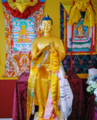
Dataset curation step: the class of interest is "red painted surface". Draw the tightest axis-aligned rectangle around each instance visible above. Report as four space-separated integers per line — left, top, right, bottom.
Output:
0 80 17 118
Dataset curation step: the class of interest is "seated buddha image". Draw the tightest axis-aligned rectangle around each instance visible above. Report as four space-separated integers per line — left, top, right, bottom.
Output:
17 24 31 43
74 20 89 38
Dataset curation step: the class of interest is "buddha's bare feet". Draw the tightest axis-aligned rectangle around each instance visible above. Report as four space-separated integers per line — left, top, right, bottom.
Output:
38 105 44 116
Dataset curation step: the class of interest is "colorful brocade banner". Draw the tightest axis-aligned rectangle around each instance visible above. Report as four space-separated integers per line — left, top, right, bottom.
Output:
60 3 97 74
3 5 44 77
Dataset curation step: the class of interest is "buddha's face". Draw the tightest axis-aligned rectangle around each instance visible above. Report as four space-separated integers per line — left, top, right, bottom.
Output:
41 20 52 33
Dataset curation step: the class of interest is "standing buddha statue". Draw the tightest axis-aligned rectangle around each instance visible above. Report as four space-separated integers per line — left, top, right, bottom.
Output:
27 15 73 120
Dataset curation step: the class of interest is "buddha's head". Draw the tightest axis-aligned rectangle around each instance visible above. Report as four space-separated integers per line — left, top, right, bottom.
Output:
22 25 26 29
41 15 53 33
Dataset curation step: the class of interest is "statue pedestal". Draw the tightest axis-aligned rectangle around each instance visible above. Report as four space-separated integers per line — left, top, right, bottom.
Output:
34 112 65 120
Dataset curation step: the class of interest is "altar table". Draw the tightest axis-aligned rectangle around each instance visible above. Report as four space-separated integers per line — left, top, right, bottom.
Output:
12 71 85 120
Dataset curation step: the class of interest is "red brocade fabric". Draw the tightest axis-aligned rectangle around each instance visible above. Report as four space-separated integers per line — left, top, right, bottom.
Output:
12 72 85 120
2 0 44 19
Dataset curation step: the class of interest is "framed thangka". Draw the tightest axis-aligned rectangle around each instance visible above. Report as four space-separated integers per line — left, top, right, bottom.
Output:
60 2 97 75
3 5 44 77
12 17 35 52
66 18 95 53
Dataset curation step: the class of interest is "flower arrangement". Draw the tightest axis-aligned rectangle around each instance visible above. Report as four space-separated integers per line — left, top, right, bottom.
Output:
86 73 97 102
87 81 97 95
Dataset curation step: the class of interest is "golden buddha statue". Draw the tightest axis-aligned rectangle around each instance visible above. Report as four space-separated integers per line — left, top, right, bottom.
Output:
26 15 66 120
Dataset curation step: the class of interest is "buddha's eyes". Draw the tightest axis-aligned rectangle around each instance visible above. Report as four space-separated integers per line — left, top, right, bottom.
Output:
43 23 51 27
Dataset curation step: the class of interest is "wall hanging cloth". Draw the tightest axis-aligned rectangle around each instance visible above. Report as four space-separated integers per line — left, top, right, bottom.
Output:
61 0 97 27
60 3 97 74
3 5 44 77
2 0 44 18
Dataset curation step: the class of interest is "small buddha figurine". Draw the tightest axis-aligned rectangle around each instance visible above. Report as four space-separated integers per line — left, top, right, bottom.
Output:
17 25 31 43
27 15 66 120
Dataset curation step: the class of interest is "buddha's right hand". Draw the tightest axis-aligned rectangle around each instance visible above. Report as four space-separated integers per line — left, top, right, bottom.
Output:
49 42 55 52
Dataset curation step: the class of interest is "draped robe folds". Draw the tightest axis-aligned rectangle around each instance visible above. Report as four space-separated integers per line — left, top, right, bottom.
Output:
26 44 73 120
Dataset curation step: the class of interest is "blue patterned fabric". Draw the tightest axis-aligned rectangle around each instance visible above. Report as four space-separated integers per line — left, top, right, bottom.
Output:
62 55 97 74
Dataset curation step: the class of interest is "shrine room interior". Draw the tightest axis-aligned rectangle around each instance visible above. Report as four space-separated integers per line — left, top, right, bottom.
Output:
0 0 97 120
